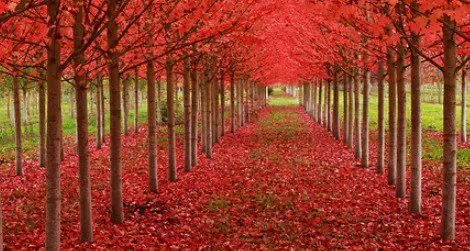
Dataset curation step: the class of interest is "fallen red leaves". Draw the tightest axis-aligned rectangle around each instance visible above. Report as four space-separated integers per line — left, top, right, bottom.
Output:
1 104 469 249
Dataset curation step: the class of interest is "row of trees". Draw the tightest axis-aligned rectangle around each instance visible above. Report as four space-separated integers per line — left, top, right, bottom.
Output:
283 0 468 241
0 0 273 249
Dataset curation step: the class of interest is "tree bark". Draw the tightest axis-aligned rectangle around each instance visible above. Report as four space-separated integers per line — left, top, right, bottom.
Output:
183 56 192 172
354 71 361 159
318 79 323 124
362 64 370 168
343 77 348 144
108 0 124 224
410 24 422 214
377 61 385 174
45 0 62 248
441 15 457 240
230 72 235 133
156 78 162 125
387 40 397 186
73 4 94 242
205 73 213 158
134 67 139 133
333 71 340 140
39 82 46 167
327 80 332 131
220 71 226 136
122 77 129 136
100 78 106 144
167 56 177 182
190 66 199 167
347 75 354 148
96 79 102 149
461 69 467 143
396 40 407 199
147 60 158 192
13 75 22 175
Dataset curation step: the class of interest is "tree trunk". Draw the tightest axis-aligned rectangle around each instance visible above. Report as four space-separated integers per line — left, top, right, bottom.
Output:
201 74 207 154
13 75 22 176
318 79 323 124
377 61 385 174
147 60 158 192
108 0 124 224
134 67 139 133
333 71 340 140
347 75 354 148
354 72 361 159
461 69 467 143
396 40 407 199
45 0 62 248
96 78 102 149
156 79 162 125
213 78 219 145
190 66 199 167
122 78 129 136
39 82 46 167
167 57 177 182
440 15 457 240
410 25 422 213
75 82 93 243
205 73 213 158
362 64 370 168
343 77 348 144
100 78 106 144
183 56 192 172
230 72 235 133
220 71 226 136
237 78 242 129
386 39 397 186
327 80 332 131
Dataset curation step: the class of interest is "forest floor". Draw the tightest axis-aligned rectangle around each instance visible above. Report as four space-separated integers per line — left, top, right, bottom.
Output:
1 91 470 249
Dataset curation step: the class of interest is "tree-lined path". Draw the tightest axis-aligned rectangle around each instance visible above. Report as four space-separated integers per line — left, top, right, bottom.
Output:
3 90 469 249
1 0 469 249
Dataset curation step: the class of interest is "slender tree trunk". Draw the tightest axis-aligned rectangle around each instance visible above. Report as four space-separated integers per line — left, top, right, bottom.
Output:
122 78 129 135
190 66 199 167
167 57 177 182
45 0 62 248
461 69 467 143
220 71 226 136
100 78 106 144
22 89 28 125
236 78 242 129
343 77 348 144
327 80 332 131
240 79 245 126
410 24 422 213
147 60 158 192
156 79 162 125
13 75 22 175
396 40 407 199
201 74 207 154
213 78 219 144
96 79 102 149
377 61 385 174
183 56 192 172
347 75 354 148
441 15 457 240
354 72 361 159
108 0 124 224
134 67 139 133
318 80 323 124
205 73 213 158
387 40 397 186
75 81 93 243
39 82 46 167
362 63 370 168
230 72 235 133
333 71 340 140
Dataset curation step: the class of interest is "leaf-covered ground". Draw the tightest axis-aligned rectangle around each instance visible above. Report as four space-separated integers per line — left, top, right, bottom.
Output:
1 93 470 249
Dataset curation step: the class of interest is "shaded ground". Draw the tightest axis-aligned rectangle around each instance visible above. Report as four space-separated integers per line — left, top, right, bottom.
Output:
1 92 469 249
